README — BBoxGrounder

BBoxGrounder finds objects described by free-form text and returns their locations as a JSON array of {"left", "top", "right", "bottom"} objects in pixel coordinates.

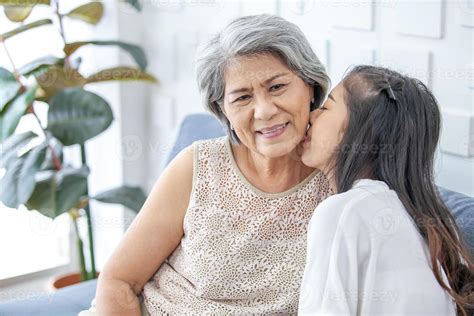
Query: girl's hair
[{"left": 328, "top": 65, "right": 473, "bottom": 315}]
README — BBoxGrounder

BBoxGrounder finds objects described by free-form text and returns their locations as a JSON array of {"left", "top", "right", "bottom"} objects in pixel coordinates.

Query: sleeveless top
[{"left": 142, "top": 136, "right": 332, "bottom": 315}]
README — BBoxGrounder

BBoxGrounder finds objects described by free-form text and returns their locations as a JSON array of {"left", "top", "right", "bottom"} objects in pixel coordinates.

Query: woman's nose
[{"left": 254, "top": 97, "right": 278, "bottom": 121}]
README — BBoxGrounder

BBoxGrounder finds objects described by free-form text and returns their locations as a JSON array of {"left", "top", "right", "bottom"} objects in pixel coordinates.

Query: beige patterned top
[{"left": 142, "top": 136, "right": 332, "bottom": 315}]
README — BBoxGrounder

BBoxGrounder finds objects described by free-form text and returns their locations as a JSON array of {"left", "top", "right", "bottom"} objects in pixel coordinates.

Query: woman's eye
[
  {"left": 234, "top": 95, "right": 251, "bottom": 103},
  {"left": 270, "top": 84, "right": 285, "bottom": 91},
  {"left": 319, "top": 106, "right": 327, "bottom": 111}
]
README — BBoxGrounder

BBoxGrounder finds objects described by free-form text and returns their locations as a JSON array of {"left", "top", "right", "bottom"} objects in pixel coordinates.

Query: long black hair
[{"left": 327, "top": 65, "right": 473, "bottom": 315}]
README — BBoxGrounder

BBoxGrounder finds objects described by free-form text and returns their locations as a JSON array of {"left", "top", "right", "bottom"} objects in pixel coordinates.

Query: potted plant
[{"left": 0, "top": 0, "right": 156, "bottom": 287}]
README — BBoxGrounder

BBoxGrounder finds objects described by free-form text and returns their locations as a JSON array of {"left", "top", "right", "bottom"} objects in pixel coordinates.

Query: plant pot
[{"left": 52, "top": 272, "right": 99, "bottom": 289}]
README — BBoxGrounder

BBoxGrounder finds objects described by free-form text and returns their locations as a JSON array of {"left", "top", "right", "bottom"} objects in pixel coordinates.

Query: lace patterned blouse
[{"left": 142, "top": 136, "right": 332, "bottom": 315}]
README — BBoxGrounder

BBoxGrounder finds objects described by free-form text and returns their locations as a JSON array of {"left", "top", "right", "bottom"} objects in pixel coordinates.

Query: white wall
[{"left": 136, "top": 0, "right": 473, "bottom": 196}]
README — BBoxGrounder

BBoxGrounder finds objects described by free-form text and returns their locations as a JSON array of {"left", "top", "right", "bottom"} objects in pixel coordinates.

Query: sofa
[{"left": 0, "top": 113, "right": 472, "bottom": 316}]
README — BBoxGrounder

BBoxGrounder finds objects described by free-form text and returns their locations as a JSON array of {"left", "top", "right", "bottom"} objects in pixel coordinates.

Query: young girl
[{"left": 299, "top": 65, "right": 473, "bottom": 315}]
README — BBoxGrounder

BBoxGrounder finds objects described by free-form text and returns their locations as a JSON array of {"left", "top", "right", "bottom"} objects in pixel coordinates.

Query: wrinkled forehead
[{"left": 223, "top": 53, "right": 296, "bottom": 86}]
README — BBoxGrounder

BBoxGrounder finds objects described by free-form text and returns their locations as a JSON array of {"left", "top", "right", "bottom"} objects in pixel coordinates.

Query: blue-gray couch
[{"left": 0, "top": 113, "right": 472, "bottom": 316}]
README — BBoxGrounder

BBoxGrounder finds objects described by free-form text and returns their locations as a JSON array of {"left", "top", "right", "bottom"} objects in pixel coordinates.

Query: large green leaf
[
  {"left": 92, "top": 186, "right": 147, "bottom": 213},
  {"left": 24, "top": 170, "right": 56, "bottom": 216},
  {"left": 122, "top": 0, "right": 141, "bottom": 11},
  {"left": 35, "top": 65, "right": 87, "bottom": 101},
  {"left": 55, "top": 166, "right": 89, "bottom": 215},
  {"left": 0, "top": 0, "right": 49, "bottom": 4},
  {"left": 0, "top": 141, "right": 47, "bottom": 208},
  {"left": 19, "top": 55, "right": 64, "bottom": 77},
  {"left": 65, "top": 2, "right": 103, "bottom": 25},
  {"left": 86, "top": 66, "right": 158, "bottom": 84},
  {"left": 46, "top": 88, "right": 113, "bottom": 145},
  {"left": 0, "top": 131, "right": 37, "bottom": 168},
  {"left": 64, "top": 40, "right": 147, "bottom": 70},
  {"left": 4, "top": 5, "right": 34, "bottom": 22},
  {"left": 0, "top": 67, "right": 21, "bottom": 112},
  {"left": 0, "top": 19, "right": 52, "bottom": 41},
  {"left": 16, "top": 141, "right": 48, "bottom": 204},
  {"left": 25, "top": 166, "right": 89, "bottom": 218},
  {"left": 1, "top": 158, "right": 24, "bottom": 207},
  {"left": 0, "top": 86, "right": 37, "bottom": 142}
]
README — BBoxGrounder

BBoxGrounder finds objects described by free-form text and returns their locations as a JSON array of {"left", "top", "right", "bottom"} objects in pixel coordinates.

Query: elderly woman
[{"left": 93, "top": 14, "right": 332, "bottom": 315}]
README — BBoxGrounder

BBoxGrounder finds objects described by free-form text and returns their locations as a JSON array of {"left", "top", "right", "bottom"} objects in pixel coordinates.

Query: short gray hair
[{"left": 196, "top": 14, "right": 331, "bottom": 143}]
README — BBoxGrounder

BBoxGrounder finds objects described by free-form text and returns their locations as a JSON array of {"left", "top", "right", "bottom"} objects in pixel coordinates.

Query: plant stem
[
  {"left": 2, "top": 33, "right": 64, "bottom": 172},
  {"left": 53, "top": 0, "right": 70, "bottom": 69},
  {"left": 1, "top": 41, "right": 22, "bottom": 84},
  {"left": 28, "top": 103, "right": 63, "bottom": 171},
  {"left": 55, "top": 0, "right": 92, "bottom": 278},
  {"left": 70, "top": 212, "right": 88, "bottom": 281},
  {"left": 3, "top": 38, "right": 62, "bottom": 171},
  {"left": 80, "top": 143, "right": 97, "bottom": 279}
]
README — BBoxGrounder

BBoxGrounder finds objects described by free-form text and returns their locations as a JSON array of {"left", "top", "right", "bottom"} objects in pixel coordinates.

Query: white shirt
[{"left": 299, "top": 179, "right": 456, "bottom": 316}]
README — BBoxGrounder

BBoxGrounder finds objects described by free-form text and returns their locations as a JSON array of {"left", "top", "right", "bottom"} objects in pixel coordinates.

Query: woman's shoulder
[
  {"left": 190, "top": 136, "right": 228, "bottom": 160},
  {"left": 192, "top": 135, "right": 228, "bottom": 149},
  {"left": 309, "top": 179, "right": 404, "bottom": 236},
  {"left": 164, "top": 144, "right": 195, "bottom": 183},
  {"left": 191, "top": 135, "right": 229, "bottom": 163}
]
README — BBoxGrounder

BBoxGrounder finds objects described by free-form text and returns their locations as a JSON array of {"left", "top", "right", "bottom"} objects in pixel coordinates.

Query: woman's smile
[{"left": 256, "top": 122, "right": 289, "bottom": 139}]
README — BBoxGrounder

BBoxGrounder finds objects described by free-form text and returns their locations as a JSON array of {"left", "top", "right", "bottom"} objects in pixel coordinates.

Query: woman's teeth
[
  {"left": 260, "top": 123, "right": 287, "bottom": 135},
  {"left": 257, "top": 122, "right": 288, "bottom": 139}
]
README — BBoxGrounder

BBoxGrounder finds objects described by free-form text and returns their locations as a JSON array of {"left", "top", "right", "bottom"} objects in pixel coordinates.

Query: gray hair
[{"left": 196, "top": 14, "right": 331, "bottom": 143}]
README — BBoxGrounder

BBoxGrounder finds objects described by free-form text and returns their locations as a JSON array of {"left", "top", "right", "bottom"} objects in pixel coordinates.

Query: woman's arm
[
  {"left": 298, "top": 197, "right": 365, "bottom": 316},
  {"left": 94, "top": 145, "right": 194, "bottom": 315}
]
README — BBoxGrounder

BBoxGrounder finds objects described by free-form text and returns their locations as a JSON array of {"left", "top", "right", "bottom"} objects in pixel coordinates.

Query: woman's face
[
  {"left": 301, "top": 82, "right": 348, "bottom": 172},
  {"left": 222, "top": 53, "right": 314, "bottom": 158}
]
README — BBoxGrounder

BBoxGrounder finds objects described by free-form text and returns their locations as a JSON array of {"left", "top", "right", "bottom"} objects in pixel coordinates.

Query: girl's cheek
[
  {"left": 337, "top": 130, "right": 345, "bottom": 143},
  {"left": 336, "top": 119, "right": 346, "bottom": 142}
]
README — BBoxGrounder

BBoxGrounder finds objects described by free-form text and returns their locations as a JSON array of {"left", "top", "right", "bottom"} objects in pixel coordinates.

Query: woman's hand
[{"left": 94, "top": 145, "right": 194, "bottom": 315}]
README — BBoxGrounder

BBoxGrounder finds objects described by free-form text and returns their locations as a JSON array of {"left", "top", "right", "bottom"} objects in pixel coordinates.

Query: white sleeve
[{"left": 298, "top": 200, "right": 368, "bottom": 316}]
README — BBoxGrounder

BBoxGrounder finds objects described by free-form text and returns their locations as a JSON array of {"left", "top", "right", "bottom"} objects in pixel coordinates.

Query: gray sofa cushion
[
  {"left": 165, "top": 113, "right": 225, "bottom": 165},
  {"left": 438, "top": 186, "right": 474, "bottom": 255},
  {"left": 0, "top": 279, "right": 97, "bottom": 316}
]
